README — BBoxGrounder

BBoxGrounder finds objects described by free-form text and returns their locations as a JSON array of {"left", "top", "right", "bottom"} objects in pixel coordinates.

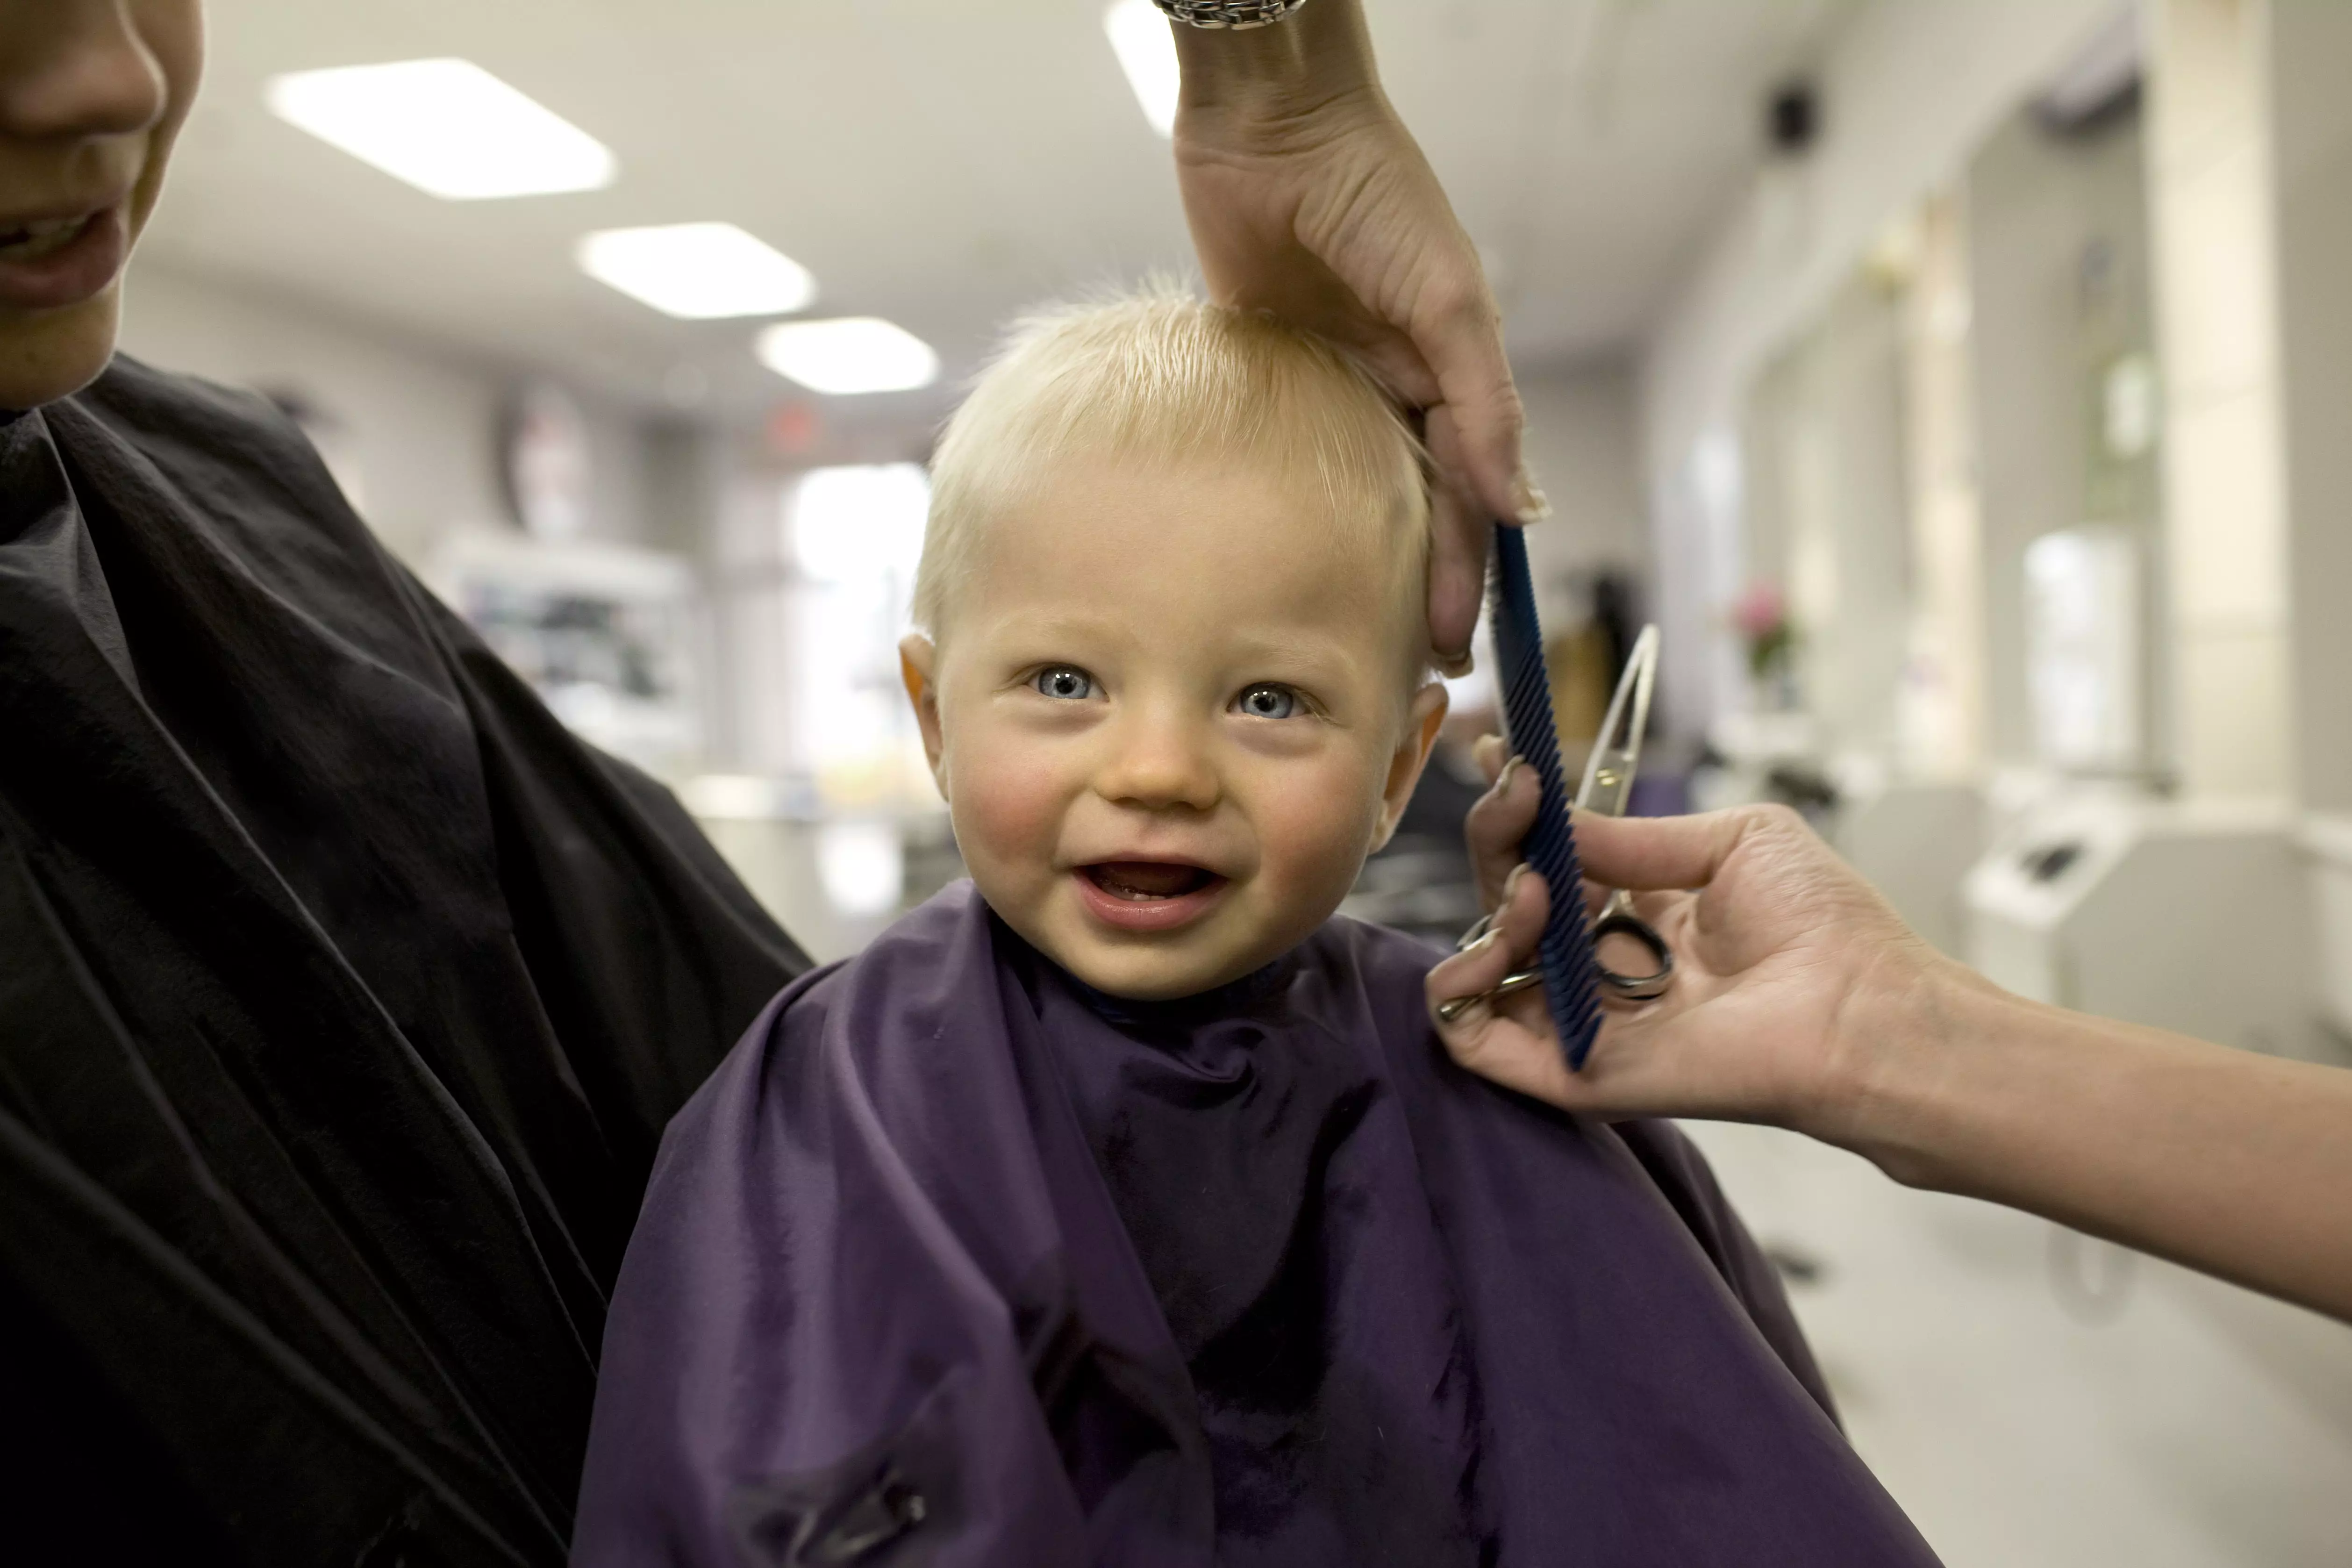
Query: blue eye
[
  {"left": 1033, "top": 666, "right": 1094, "bottom": 700},
  {"left": 1233, "top": 683, "right": 1301, "bottom": 720}
]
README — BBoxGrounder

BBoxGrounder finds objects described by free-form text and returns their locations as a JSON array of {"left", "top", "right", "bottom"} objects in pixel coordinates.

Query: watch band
[{"left": 1151, "top": 0, "right": 1309, "bottom": 29}]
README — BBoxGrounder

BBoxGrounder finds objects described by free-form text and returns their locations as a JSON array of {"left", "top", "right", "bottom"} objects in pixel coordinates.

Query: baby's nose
[{"left": 1096, "top": 712, "right": 1220, "bottom": 812}]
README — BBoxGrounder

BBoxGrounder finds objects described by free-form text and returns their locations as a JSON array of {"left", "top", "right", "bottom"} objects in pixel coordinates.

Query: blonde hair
[{"left": 915, "top": 281, "right": 1430, "bottom": 652}]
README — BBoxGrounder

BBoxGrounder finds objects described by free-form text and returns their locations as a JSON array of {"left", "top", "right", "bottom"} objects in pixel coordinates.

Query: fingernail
[
  {"left": 1511, "top": 464, "right": 1551, "bottom": 525},
  {"left": 1436, "top": 646, "right": 1474, "bottom": 679},
  {"left": 1503, "top": 862, "right": 1529, "bottom": 901},
  {"left": 1498, "top": 755, "right": 1525, "bottom": 793},
  {"left": 1467, "top": 927, "right": 1501, "bottom": 956}
]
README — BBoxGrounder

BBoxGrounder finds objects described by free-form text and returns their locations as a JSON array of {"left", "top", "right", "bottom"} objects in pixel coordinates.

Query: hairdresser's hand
[
  {"left": 1431, "top": 738, "right": 2352, "bottom": 1326},
  {"left": 1425, "top": 736, "right": 1956, "bottom": 1145},
  {"left": 1170, "top": 0, "right": 1538, "bottom": 673}
]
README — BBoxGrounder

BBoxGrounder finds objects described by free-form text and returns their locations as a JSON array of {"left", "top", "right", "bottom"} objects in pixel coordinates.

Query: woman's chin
[{"left": 0, "top": 289, "right": 123, "bottom": 410}]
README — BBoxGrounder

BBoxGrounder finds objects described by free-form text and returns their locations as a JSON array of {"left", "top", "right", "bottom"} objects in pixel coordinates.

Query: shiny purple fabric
[{"left": 574, "top": 883, "right": 1940, "bottom": 1566}]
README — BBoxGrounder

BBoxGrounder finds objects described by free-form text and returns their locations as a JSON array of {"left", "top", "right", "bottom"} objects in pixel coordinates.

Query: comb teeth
[{"left": 1487, "top": 526, "right": 1603, "bottom": 1068}]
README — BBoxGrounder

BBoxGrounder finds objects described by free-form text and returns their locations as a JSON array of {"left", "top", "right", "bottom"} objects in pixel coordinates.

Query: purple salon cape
[{"left": 575, "top": 883, "right": 1941, "bottom": 1567}]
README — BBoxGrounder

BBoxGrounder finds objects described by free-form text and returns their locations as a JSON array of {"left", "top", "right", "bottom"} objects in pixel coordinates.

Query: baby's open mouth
[{"left": 1082, "top": 861, "right": 1223, "bottom": 902}]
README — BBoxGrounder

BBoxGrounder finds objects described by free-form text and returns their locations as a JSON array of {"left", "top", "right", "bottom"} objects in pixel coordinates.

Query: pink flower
[{"left": 1731, "top": 581, "right": 1786, "bottom": 641}]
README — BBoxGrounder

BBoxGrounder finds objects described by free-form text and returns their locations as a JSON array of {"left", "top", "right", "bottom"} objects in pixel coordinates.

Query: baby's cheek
[
  {"left": 950, "top": 752, "right": 1067, "bottom": 881},
  {"left": 1249, "top": 758, "right": 1385, "bottom": 912}
]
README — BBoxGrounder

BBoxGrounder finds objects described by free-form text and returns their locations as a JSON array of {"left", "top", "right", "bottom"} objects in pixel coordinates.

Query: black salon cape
[
  {"left": 577, "top": 884, "right": 1942, "bottom": 1567},
  {"left": 0, "top": 358, "right": 807, "bottom": 1566}
]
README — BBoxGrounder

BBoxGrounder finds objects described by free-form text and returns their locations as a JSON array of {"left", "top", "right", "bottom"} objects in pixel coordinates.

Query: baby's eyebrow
[
  {"left": 999, "top": 609, "right": 1130, "bottom": 642},
  {"left": 1054, "top": 623, "right": 1354, "bottom": 664},
  {"left": 973, "top": 605, "right": 1389, "bottom": 683},
  {"left": 1216, "top": 631, "right": 1361, "bottom": 670}
]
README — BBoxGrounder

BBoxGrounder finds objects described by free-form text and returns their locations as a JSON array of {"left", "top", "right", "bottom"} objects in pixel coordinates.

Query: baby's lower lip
[{"left": 1072, "top": 864, "right": 1230, "bottom": 933}]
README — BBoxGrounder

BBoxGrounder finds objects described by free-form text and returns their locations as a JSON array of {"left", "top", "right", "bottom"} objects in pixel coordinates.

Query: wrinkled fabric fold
[
  {"left": 577, "top": 883, "right": 1941, "bottom": 1566},
  {"left": 0, "top": 358, "right": 807, "bottom": 1565}
]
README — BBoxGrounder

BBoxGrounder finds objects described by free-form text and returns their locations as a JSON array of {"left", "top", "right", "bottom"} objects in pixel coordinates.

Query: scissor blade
[
  {"left": 1578, "top": 745, "right": 1637, "bottom": 818},
  {"left": 1574, "top": 624, "right": 1660, "bottom": 818}
]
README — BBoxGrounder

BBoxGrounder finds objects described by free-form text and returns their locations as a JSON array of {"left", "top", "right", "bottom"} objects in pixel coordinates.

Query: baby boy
[
  {"left": 571, "top": 291, "right": 1941, "bottom": 1568},
  {"left": 897, "top": 286, "right": 1448, "bottom": 1005}
]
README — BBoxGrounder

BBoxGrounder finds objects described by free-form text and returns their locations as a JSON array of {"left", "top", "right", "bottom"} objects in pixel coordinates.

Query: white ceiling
[{"left": 142, "top": 0, "right": 1856, "bottom": 430}]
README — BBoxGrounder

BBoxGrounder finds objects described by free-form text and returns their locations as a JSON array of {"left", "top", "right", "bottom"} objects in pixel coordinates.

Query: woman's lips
[
  {"left": 1072, "top": 861, "right": 1230, "bottom": 934},
  {"left": 0, "top": 206, "right": 129, "bottom": 313}
]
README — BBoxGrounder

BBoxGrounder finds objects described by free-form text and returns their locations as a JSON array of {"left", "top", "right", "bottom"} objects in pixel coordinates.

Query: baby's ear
[
  {"left": 898, "top": 634, "right": 949, "bottom": 798},
  {"left": 1372, "top": 680, "right": 1451, "bottom": 852}
]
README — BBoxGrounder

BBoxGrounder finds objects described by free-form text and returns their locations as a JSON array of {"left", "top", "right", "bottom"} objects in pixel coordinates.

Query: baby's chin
[{"left": 1050, "top": 941, "right": 1272, "bottom": 1002}]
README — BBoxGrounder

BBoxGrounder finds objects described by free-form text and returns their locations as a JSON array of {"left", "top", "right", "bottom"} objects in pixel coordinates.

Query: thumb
[{"left": 1571, "top": 808, "right": 1764, "bottom": 894}]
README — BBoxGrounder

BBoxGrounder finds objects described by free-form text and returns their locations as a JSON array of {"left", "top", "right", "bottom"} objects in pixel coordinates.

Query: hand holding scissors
[{"left": 1435, "top": 625, "right": 1675, "bottom": 1028}]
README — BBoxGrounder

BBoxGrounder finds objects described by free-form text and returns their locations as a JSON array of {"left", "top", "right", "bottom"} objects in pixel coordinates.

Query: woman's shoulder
[
  {"left": 52, "top": 353, "right": 383, "bottom": 565},
  {"left": 66, "top": 354, "right": 324, "bottom": 474}
]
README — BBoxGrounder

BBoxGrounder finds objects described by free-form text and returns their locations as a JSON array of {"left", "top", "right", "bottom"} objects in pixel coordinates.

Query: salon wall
[
  {"left": 1966, "top": 100, "right": 2158, "bottom": 773},
  {"left": 1637, "top": 0, "right": 2119, "bottom": 743},
  {"left": 115, "top": 261, "right": 662, "bottom": 566},
  {"left": 1743, "top": 273, "right": 1912, "bottom": 761},
  {"left": 1515, "top": 358, "right": 1651, "bottom": 624},
  {"left": 2145, "top": 0, "right": 2292, "bottom": 803},
  {"left": 2266, "top": 0, "right": 2352, "bottom": 815}
]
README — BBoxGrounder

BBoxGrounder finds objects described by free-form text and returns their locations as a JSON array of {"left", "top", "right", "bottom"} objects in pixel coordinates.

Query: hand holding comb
[{"left": 1434, "top": 525, "right": 1673, "bottom": 1069}]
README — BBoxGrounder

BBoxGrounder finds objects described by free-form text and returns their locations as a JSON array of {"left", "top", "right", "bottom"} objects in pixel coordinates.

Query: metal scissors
[{"left": 1437, "top": 624, "right": 1676, "bottom": 1024}]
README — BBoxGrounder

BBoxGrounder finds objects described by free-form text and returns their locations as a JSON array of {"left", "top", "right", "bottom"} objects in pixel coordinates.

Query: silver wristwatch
[{"left": 1151, "top": 0, "right": 1309, "bottom": 29}]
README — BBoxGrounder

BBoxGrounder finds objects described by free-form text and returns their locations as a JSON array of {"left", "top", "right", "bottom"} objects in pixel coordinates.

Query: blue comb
[{"left": 1487, "top": 524, "right": 1603, "bottom": 1068}]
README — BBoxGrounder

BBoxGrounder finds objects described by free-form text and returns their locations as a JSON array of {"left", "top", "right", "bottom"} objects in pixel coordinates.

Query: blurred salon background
[{"left": 126, "top": 2, "right": 2352, "bottom": 1561}]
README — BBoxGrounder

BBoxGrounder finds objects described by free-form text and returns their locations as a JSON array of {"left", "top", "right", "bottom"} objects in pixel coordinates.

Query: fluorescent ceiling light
[
  {"left": 266, "top": 58, "right": 615, "bottom": 200},
  {"left": 578, "top": 223, "right": 815, "bottom": 319},
  {"left": 757, "top": 318, "right": 939, "bottom": 395},
  {"left": 1103, "top": 0, "right": 1179, "bottom": 138}
]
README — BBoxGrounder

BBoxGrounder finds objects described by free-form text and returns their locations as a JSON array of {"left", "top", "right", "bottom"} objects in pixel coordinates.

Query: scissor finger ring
[
  {"left": 1435, "top": 965, "right": 1543, "bottom": 1024},
  {"left": 1435, "top": 898, "right": 1674, "bottom": 1024},
  {"left": 1592, "top": 904, "right": 1674, "bottom": 1001},
  {"left": 1434, "top": 912, "right": 1542, "bottom": 1024}
]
